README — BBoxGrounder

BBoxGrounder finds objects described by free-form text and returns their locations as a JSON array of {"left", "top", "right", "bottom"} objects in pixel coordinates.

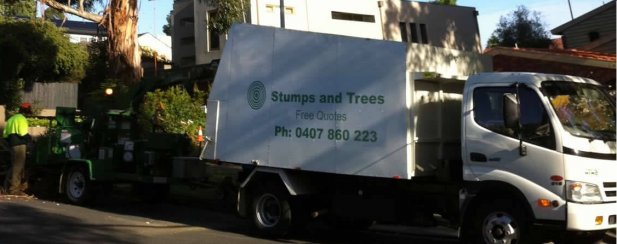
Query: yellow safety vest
[{"left": 3, "top": 113, "right": 28, "bottom": 138}]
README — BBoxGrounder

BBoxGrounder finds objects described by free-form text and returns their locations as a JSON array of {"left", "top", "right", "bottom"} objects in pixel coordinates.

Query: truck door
[{"left": 464, "top": 84, "right": 565, "bottom": 219}]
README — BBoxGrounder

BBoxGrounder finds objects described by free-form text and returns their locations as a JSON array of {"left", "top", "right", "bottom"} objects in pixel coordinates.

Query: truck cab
[{"left": 462, "top": 72, "right": 616, "bottom": 240}]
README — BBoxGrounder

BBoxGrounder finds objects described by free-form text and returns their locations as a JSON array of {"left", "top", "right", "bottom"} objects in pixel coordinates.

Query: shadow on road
[
  {"left": 0, "top": 201, "right": 138, "bottom": 244},
  {"left": 24, "top": 186, "right": 459, "bottom": 244}
]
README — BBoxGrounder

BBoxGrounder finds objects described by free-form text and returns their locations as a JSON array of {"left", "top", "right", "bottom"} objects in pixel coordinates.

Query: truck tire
[
  {"left": 65, "top": 165, "right": 92, "bottom": 204},
  {"left": 470, "top": 199, "right": 529, "bottom": 244},
  {"left": 252, "top": 188, "right": 293, "bottom": 236}
]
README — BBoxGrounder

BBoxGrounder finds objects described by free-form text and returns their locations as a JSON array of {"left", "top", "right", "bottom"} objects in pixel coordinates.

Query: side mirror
[
  {"left": 503, "top": 93, "right": 519, "bottom": 129},
  {"left": 503, "top": 92, "right": 527, "bottom": 156}
]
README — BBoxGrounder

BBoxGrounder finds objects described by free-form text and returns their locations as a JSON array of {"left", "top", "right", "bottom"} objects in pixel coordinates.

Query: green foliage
[
  {"left": 206, "top": 0, "right": 249, "bottom": 34},
  {"left": 163, "top": 10, "right": 172, "bottom": 36},
  {"left": 44, "top": 8, "right": 65, "bottom": 20},
  {"left": 0, "top": 0, "right": 36, "bottom": 18},
  {"left": 487, "top": 5, "right": 552, "bottom": 48},
  {"left": 79, "top": 40, "right": 109, "bottom": 109},
  {"left": 80, "top": 78, "right": 136, "bottom": 116},
  {"left": 432, "top": 0, "right": 457, "bottom": 5},
  {"left": 138, "top": 86, "right": 207, "bottom": 149},
  {"left": 142, "top": 46, "right": 170, "bottom": 62},
  {"left": 0, "top": 19, "right": 88, "bottom": 85},
  {"left": 28, "top": 117, "right": 57, "bottom": 128},
  {"left": 0, "top": 78, "right": 22, "bottom": 111},
  {"left": 50, "top": 0, "right": 96, "bottom": 12}
]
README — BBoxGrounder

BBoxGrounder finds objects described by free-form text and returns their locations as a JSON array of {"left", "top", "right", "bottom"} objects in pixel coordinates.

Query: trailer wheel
[
  {"left": 65, "top": 165, "right": 91, "bottom": 204},
  {"left": 252, "top": 188, "right": 293, "bottom": 236},
  {"left": 470, "top": 199, "right": 529, "bottom": 244}
]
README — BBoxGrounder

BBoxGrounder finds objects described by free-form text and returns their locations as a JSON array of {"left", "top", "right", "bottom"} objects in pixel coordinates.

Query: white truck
[{"left": 202, "top": 24, "right": 616, "bottom": 243}]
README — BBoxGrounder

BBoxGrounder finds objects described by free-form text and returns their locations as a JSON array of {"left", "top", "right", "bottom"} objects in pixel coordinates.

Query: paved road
[
  {"left": 0, "top": 193, "right": 459, "bottom": 244},
  {"left": 1, "top": 191, "right": 614, "bottom": 244}
]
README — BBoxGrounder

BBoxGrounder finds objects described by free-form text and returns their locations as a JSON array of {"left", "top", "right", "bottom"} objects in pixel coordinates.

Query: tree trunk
[
  {"left": 42, "top": 0, "right": 143, "bottom": 84},
  {"left": 106, "top": 0, "right": 142, "bottom": 84}
]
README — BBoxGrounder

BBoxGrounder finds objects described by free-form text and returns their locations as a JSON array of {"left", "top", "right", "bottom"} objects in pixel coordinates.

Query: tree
[
  {"left": 0, "top": 19, "right": 88, "bottom": 110},
  {"left": 162, "top": 10, "right": 171, "bottom": 36},
  {"left": 138, "top": 85, "right": 207, "bottom": 153},
  {"left": 44, "top": 8, "right": 65, "bottom": 20},
  {"left": 432, "top": 0, "right": 456, "bottom": 5},
  {"left": 41, "top": 0, "right": 143, "bottom": 84},
  {"left": 0, "top": 0, "right": 36, "bottom": 18},
  {"left": 487, "top": 5, "right": 552, "bottom": 48},
  {"left": 206, "top": 0, "right": 248, "bottom": 34}
]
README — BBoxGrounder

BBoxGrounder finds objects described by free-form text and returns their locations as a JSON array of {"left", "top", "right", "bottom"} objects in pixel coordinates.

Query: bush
[{"left": 138, "top": 85, "right": 207, "bottom": 153}]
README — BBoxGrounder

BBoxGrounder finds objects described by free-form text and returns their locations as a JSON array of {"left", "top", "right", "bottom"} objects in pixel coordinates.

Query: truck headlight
[{"left": 567, "top": 181, "right": 603, "bottom": 203}]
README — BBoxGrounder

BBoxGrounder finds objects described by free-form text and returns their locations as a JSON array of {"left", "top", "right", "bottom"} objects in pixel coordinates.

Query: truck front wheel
[
  {"left": 252, "top": 188, "right": 293, "bottom": 236},
  {"left": 65, "top": 165, "right": 92, "bottom": 204},
  {"left": 470, "top": 199, "right": 529, "bottom": 244}
]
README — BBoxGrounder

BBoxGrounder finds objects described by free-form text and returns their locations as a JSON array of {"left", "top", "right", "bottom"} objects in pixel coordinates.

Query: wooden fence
[{"left": 22, "top": 82, "right": 78, "bottom": 109}]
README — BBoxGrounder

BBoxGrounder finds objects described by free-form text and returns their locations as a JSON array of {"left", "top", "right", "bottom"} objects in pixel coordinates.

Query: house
[
  {"left": 485, "top": 1, "right": 616, "bottom": 93},
  {"left": 174, "top": 0, "right": 483, "bottom": 66},
  {"left": 484, "top": 47, "right": 616, "bottom": 92},
  {"left": 138, "top": 33, "right": 173, "bottom": 76},
  {"left": 551, "top": 0, "right": 616, "bottom": 54}
]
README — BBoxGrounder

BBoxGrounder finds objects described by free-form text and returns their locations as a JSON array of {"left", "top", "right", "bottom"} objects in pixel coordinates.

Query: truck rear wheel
[
  {"left": 470, "top": 199, "right": 529, "bottom": 244},
  {"left": 65, "top": 165, "right": 92, "bottom": 204},
  {"left": 252, "top": 188, "right": 293, "bottom": 236}
]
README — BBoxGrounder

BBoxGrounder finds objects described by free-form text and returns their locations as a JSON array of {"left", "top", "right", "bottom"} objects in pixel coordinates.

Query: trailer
[{"left": 1, "top": 64, "right": 219, "bottom": 203}]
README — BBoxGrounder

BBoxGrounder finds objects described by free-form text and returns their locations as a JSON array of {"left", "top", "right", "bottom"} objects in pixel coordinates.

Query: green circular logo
[{"left": 247, "top": 81, "right": 266, "bottom": 110}]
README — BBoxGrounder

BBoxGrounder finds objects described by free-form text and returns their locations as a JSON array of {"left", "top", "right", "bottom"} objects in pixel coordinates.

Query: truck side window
[{"left": 474, "top": 87, "right": 556, "bottom": 150}]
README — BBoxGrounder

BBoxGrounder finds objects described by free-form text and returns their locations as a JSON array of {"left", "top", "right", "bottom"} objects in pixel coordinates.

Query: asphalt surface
[
  {"left": 1, "top": 189, "right": 614, "bottom": 244},
  {"left": 0, "top": 191, "right": 460, "bottom": 244}
]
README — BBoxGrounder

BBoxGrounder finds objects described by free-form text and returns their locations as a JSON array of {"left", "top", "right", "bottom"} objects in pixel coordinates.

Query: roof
[
  {"left": 52, "top": 19, "right": 106, "bottom": 36},
  {"left": 467, "top": 72, "right": 600, "bottom": 88},
  {"left": 551, "top": 0, "right": 616, "bottom": 34},
  {"left": 484, "top": 46, "right": 616, "bottom": 69},
  {"left": 138, "top": 33, "right": 172, "bottom": 61}
]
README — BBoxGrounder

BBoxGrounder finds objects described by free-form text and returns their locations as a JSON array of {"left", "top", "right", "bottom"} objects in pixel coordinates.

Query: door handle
[{"left": 470, "top": 152, "right": 487, "bottom": 162}]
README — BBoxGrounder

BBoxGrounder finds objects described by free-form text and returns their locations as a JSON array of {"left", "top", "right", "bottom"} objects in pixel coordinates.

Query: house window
[
  {"left": 399, "top": 22, "right": 408, "bottom": 42},
  {"left": 331, "top": 11, "right": 375, "bottom": 23},
  {"left": 409, "top": 23, "right": 419, "bottom": 43},
  {"left": 419, "top": 24, "right": 428, "bottom": 44},
  {"left": 208, "top": 11, "right": 220, "bottom": 50}
]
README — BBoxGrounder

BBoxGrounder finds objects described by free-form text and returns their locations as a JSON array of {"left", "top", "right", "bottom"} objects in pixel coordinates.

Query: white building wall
[
  {"left": 192, "top": 0, "right": 481, "bottom": 64},
  {"left": 251, "top": 0, "right": 382, "bottom": 39},
  {"left": 306, "top": 0, "right": 382, "bottom": 39}
]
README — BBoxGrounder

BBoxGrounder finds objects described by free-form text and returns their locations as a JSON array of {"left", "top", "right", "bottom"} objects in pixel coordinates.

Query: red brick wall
[{"left": 492, "top": 55, "right": 616, "bottom": 89}]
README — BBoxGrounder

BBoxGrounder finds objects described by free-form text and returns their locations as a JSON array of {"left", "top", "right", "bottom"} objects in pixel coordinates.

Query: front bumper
[{"left": 567, "top": 201, "right": 616, "bottom": 231}]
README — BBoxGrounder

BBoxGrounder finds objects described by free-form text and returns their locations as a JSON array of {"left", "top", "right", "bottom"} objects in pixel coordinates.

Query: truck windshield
[{"left": 542, "top": 81, "right": 616, "bottom": 141}]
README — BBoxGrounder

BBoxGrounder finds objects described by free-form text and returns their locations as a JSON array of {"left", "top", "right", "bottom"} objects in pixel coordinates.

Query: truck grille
[{"left": 604, "top": 182, "right": 617, "bottom": 201}]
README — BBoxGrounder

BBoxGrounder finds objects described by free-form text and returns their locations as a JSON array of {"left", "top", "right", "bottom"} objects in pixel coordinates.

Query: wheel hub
[
  {"left": 256, "top": 193, "right": 281, "bottom": 228},
  {"left": 483, "top": 211, "right": 519, "bottom": 244},
  {"left": 68, "top": 172, "right": 85, "bottom": 197}
]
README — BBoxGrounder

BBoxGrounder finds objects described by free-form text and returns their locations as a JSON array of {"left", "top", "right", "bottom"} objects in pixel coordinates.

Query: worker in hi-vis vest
[{"left": 2, "top": 103, "right": 32, "bottom": 196}]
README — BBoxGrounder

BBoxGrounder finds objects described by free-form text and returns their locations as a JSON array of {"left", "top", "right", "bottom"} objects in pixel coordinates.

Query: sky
[{"left": 133, "top": 0, "right": 609, "bottom": 48}]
